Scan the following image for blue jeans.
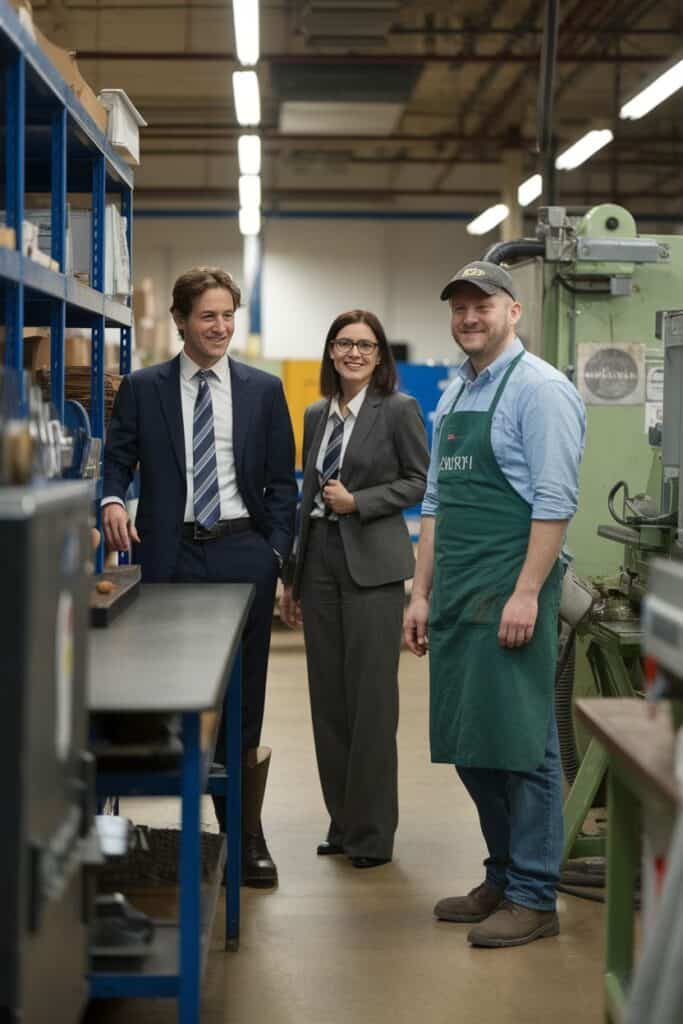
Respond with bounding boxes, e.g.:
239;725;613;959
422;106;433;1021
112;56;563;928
456;712;564;911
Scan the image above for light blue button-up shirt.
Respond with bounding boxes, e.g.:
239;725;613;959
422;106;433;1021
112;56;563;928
422;338;586;520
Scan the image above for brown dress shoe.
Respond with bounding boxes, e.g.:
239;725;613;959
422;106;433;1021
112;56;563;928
434;882;505;923
467;900;560;947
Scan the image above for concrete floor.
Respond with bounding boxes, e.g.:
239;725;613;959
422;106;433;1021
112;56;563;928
85;624;605;1024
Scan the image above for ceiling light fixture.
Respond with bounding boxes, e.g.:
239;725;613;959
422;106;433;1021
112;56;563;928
238;134;261;175
555;129;613;171
232;70;261;127
620;59;683;120
466;204;509;236
238;174;261;209
233;0;259;66
239;207;261;236
517;174;543;207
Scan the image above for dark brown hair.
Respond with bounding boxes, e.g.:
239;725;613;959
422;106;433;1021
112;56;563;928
319;309;398;398
170;267;241;337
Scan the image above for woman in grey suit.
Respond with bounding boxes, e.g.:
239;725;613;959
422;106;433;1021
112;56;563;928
281;310;429;868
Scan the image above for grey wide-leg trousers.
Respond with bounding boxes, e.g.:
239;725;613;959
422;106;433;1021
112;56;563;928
300;519;404;859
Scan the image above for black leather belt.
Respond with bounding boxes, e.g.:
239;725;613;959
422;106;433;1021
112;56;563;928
181;518;252;541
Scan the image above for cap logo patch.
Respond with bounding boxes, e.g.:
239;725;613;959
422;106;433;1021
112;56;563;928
462;267;486;277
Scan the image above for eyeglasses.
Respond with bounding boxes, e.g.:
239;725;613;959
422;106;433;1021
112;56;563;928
332;338;379;356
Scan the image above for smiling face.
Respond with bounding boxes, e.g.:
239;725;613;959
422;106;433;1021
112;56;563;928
173;287;236;368
449;283;521;372
328;320;382;396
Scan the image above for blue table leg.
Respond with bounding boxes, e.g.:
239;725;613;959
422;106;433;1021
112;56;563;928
179;713;201;1022
225;645;242;950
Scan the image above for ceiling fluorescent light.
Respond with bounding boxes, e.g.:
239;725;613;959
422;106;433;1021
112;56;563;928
555;129;613;171
239;174;261;209
517;174;543;207
232;71;261;127
239;207;261;236
238;134;261;175
466;204;509;236
620;59;683;120
233;0;259;66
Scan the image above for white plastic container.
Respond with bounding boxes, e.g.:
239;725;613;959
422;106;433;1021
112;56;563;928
95;814;131;857
97;89;147;165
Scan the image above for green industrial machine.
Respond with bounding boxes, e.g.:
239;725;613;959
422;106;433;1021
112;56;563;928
494;205;683;863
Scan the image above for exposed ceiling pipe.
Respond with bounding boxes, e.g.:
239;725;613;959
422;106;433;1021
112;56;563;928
134;186;682;201
74;50;666;64
538;0;560;205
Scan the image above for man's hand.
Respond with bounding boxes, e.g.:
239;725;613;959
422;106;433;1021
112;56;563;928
102;503;140;552
279;585;303;628
322;479;356;515
404;594;430;656
498;589;538;648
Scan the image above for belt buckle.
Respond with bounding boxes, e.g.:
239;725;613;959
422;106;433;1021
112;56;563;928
193;521;216;541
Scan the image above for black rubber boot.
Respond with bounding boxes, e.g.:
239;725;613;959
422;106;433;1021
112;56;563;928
241;746;278;888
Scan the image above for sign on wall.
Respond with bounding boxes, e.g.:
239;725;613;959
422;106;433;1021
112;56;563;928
577;342;645;405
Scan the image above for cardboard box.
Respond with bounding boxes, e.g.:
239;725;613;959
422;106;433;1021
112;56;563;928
34;27;108;134
65;334;90;366
0;328;50;371
0;226;16;249
97;89;147;166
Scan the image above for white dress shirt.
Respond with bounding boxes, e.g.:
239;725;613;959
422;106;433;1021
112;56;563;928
179;351;248;522
102;350;249;523
311;386;368;519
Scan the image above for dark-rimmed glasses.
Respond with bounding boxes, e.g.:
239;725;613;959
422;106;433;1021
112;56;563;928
332;338;379;356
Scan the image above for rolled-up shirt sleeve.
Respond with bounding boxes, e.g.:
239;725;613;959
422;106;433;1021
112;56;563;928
519;379;586;519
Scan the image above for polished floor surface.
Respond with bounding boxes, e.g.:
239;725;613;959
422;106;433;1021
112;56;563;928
85;625;605;1024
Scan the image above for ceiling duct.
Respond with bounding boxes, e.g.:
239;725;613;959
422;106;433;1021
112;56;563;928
300;0;402;48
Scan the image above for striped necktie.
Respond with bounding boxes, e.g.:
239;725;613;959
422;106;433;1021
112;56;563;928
321;412;345;485
193;369;221;529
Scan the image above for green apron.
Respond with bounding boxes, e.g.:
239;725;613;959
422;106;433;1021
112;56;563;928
429;352;562;771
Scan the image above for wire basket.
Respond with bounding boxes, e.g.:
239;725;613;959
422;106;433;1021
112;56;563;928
97;826;224;892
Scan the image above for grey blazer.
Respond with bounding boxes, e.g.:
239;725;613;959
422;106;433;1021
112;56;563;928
291;389;429;597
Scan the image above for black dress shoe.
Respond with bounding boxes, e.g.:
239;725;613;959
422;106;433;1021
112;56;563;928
242;828;278;888
317;841;344;856
350;856;391;869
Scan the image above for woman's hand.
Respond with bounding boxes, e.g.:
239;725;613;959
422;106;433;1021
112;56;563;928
322;479;357;515
280;584;303;628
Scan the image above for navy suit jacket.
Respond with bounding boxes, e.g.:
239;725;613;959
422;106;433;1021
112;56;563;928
103;353;298;582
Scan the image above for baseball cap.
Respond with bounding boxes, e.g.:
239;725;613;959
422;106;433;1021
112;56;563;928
440;260;518;302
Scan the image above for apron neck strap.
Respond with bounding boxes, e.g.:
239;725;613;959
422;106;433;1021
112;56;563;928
488;350;525;417
449;348;525;415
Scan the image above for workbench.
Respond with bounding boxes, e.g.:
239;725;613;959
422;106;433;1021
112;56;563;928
87;583;254;1021
576;697;681;1024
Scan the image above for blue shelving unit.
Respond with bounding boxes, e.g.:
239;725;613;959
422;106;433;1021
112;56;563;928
0;0;133;443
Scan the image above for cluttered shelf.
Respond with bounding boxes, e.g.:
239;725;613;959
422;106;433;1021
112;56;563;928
0;246;132;324
0;0;133;187
89;842;227;998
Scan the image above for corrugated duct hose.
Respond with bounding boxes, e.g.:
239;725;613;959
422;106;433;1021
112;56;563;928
555;622;579;785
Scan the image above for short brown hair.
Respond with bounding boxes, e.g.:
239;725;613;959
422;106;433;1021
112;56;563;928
319;310;398;398
170;267;241;334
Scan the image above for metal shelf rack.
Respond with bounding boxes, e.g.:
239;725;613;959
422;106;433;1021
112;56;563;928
0;0;133;443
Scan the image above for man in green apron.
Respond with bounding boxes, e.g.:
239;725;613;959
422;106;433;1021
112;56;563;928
405;261;585;948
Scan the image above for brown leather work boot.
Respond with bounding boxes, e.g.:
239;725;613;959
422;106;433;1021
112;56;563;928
467;900;560;947
433;881;505;923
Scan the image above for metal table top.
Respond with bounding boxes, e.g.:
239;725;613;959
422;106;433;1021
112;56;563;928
88;583;254;713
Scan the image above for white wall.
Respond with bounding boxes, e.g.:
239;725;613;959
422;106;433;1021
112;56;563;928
133;214;486;363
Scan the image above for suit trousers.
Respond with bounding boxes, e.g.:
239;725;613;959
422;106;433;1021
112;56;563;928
300;519;404;859
172;528;279;753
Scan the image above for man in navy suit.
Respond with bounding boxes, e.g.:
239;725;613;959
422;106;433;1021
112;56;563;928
102;266;297;887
